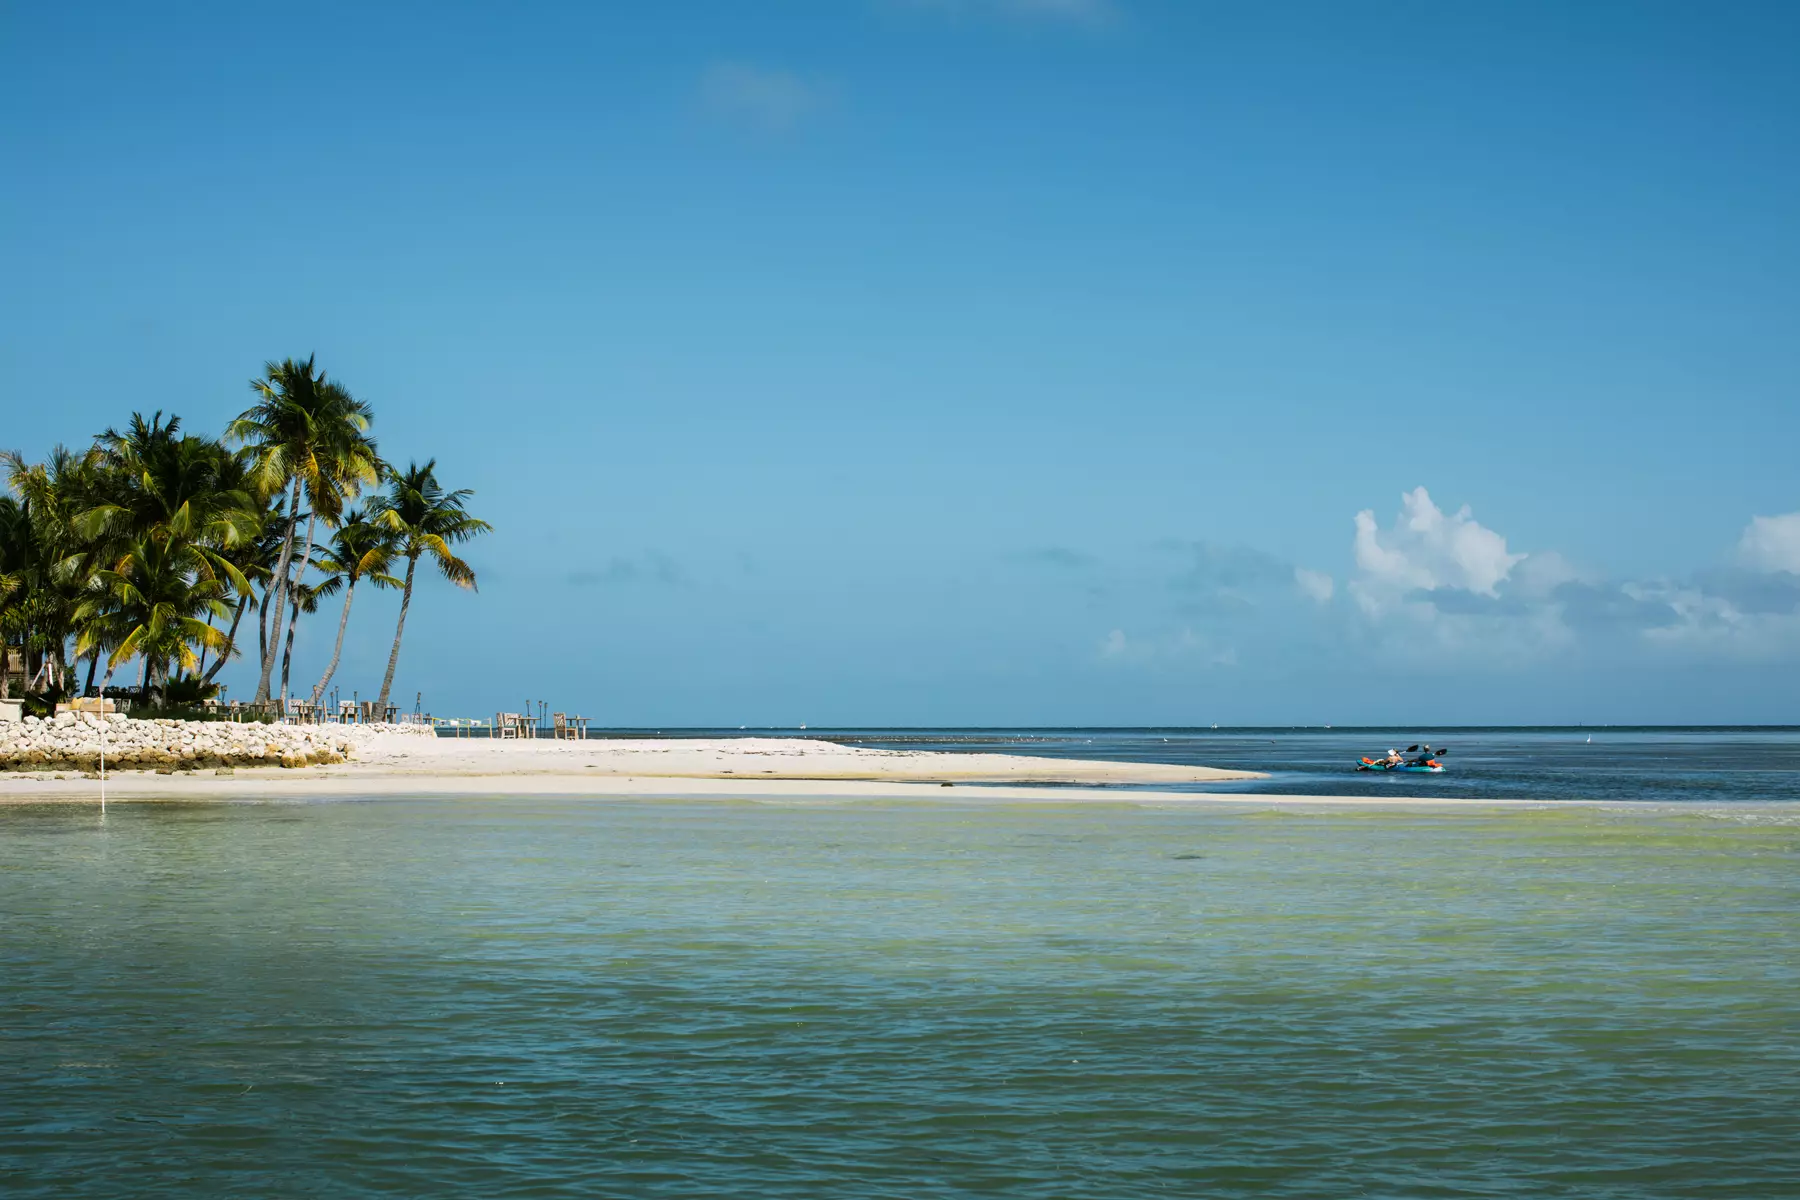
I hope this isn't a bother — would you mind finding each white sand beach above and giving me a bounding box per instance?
[0,730,1263,801]
[0,726,1565,805]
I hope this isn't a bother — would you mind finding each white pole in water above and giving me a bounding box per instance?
[99,709,106,815]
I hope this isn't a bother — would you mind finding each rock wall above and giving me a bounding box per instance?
[0,713,435,772]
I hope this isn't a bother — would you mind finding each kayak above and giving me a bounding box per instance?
[1357,758,1444,773]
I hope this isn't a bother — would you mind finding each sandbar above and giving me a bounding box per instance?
[0,733,1564,806]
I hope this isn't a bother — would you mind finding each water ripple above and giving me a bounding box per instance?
[1,799,1796,1197]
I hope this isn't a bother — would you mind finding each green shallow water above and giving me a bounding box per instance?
[2,798,1798,1197]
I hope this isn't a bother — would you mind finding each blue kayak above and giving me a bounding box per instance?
[1357,758,1444,773]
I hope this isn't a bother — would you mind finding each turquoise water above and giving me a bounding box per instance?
[3,797,1798,1197]
[825,726,1800,803]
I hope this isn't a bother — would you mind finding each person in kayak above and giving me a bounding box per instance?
[1379,748,1403,767]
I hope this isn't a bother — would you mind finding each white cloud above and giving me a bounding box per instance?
[1738,513,1800,574]
[1624,580,1800,659]
[1336,488,1800,664]
[1092,491,1800,674]
[1294,567,1335,604]
[698,63,830,134]
[1351,487,1524,613]
[1508,549,1585,598]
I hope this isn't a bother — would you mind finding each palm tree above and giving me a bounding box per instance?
[46,413,263,699]
[371,460,490,712]
[2,446,105,696]
[310,507,401,706]
[80,414,255,688]
[198,454,278,686]
[0,495,29,699]
[85,412,255,569]
[226,356,380,704]
[75,537,231,705]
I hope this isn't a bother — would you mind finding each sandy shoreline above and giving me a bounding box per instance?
[0,732,1574,807]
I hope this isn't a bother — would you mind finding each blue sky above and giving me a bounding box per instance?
[4,0,1798,724]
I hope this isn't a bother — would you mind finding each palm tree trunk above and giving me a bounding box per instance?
[375,554,417,713]
[84,650,99,697]
[313,576,358,706]
[203,594,251,685]
[257,586,271,675]
[255,479,304,702]
[277,516,318,706]
[197,609,217,677]
[280,579,303,704]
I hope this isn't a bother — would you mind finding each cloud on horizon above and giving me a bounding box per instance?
[1341,488,1800,664]
[1350,487,1525,615]
[1093,489,1800,680]
[1294,567,1335,604]
[1099,626,1236,668]
[1739,512,1800,575]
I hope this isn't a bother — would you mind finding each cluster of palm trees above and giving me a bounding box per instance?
[0,357,489,714]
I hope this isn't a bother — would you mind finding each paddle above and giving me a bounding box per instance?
[1405,744,1419,753]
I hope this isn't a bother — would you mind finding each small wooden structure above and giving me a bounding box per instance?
[2,647,26,696]
[551,712,589,740]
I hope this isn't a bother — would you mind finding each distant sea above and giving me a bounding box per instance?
[591,726,1800,805]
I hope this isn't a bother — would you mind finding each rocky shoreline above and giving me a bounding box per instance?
[0,713,435,773]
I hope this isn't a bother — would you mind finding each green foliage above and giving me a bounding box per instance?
[373,460,491,590]
[4,356,483,713]
[76,537,233,704]
[161,672,222,708]
[21,684,66,719]
[129,704,269,723]
[371,460,490,708]
[229,357,380,526]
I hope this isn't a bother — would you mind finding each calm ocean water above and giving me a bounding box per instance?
[647,726,1800,804]
[3,795,1797,1197]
